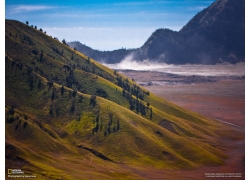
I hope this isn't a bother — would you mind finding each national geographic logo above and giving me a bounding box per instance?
[7,168,36,178]
[8,169,24,175]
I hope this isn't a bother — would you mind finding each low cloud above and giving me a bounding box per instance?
[104,54,245,76]
[104,53,172,71]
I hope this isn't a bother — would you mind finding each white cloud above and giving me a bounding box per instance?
[188,6,207,11]
[10,5,56,14]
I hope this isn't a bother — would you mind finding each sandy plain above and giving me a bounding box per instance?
[120,70,245,179]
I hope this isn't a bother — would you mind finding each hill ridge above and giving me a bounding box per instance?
[5,19,243,179]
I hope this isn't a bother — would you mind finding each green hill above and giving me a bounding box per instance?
[5,19,243,179]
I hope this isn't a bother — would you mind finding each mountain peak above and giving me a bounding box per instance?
[69,0,244,64]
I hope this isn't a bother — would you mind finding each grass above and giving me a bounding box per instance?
[5,19,243,179]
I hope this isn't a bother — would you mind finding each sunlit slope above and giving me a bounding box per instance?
[5,19,242,179]
[6,19,222,136]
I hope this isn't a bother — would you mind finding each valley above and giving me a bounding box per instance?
[5,19,245,179]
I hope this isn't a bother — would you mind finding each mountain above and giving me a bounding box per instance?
[5,20,243,179]
[68,41,135,64]
[69,0,245,65]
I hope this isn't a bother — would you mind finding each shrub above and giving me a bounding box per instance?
[79,95,83,103]
[23,122,28,129]
[8,106,15,115]
[89,95,96,107]
[61,85,65,96]
[24,114,28,120]
[72,90,77,97]
[95,88,107,98]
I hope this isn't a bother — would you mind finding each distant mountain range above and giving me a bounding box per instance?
[68,0,245,65]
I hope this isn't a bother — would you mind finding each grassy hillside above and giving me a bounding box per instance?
[5,19,243,179]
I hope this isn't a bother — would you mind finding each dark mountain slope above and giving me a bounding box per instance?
[69,41,135,64]
[69,0,245,64]
[133,29,187,63]
[137,0,245,64]
[179,0,245,64]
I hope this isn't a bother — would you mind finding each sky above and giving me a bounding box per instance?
[6,0,216,50]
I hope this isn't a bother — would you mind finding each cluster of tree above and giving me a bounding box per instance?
[117,75,145,100]
[89,95,97,107]
[20,34,34,45]
[62,39,67,45]
[52,47,64,56]
[6,56,23,72]
[104,113,120,136]
[65,69,75,88]
[95,88,107,98]
[92,114,102,134]
[122,88,153,119]
[51,87,57,101]
[91,112,120,136]
[26,21,46,34]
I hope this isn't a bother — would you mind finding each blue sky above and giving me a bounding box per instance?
[5,0,215,50]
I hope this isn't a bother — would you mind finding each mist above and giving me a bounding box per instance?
[103,54,171,71]
[103,54,245,77]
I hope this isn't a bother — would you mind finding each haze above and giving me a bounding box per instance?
[105,58,245,76]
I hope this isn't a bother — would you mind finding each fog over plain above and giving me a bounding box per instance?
[104,56,245,76]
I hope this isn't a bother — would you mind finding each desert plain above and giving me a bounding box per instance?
[120,69,245,179]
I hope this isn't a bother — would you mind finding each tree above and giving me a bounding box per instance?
[26,21,29,25]
[104,130,107,137]
[95,123,99,132]
[79,95,83,103]
[56,108,60,117]
[95,88,107,98]
[62,39,67,45]
[8,106,15,115]
[29,76,34,91]
[72,90,77,97]
[70,102,75,113]
[95,114,100,123]
[108,113,113,126]
[150,108,153,120]
[23,122,28,129]
[51,90,55,101]
[38,79,42,89]
[89,95,96,107]
[39,50,43,62]
[61,85,65,96]
[117,119,120,132]
[122,89,125,97]
[34,26,37,29]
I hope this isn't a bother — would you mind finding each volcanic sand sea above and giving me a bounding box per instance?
[118,67,245,179]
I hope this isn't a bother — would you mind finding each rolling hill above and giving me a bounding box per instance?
[5,19,244,179]
[69,0,245,65]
